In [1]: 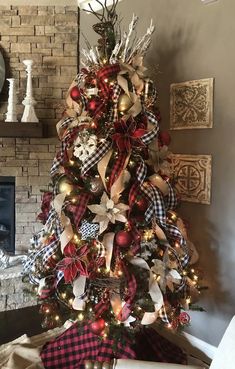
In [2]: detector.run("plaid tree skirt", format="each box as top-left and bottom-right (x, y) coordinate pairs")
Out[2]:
(40, 324), (187, 369)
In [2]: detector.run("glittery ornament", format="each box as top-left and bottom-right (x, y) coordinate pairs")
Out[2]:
(115, 230), (132, 248)
(89, 318), (105, 335)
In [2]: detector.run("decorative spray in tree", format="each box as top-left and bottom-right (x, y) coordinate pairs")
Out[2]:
(24, 1), (202, 367)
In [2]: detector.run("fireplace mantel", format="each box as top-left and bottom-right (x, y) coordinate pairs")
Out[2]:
(0, 122), (43, 138)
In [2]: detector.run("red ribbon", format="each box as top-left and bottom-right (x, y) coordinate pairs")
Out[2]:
(66, 192), (92, 228)
(37, 191), (53, 224)
(97, 64), (121, 99)
(112, 119), (146, 153)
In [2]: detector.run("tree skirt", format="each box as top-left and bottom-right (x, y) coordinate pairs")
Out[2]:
(40, 324), (187, 369)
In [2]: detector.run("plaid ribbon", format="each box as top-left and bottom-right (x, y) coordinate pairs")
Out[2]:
(57, 116), (75, 138)
(51, 126), (80, 177)
(37, 192), (53, 225)
(165, 181), (178, 210)
(40, 323), (136, 369)
(141, 183), (189, 269)
(128, 157), (147, 214)
(97, 64), (121, 99)
(23, 237), (60, 275)
(110, 83), (122, 122)
(50, 140), (67, 177)
(66, 193), (92, 228)
(108, 153), (127, 191)
(118, 261), (137, 322)
(45, 208), (64, 240)
(79, 220), (99, 240)
(140, 110), (159, 146)
(81, 139), (112, 176)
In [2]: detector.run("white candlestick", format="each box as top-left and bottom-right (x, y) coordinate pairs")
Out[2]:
(21, 60), (39, 123)
(5, 78), (18, 122)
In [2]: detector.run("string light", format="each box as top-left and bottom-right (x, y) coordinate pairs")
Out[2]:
(55, 315), (60, 321)
(78, 313), (84, 321)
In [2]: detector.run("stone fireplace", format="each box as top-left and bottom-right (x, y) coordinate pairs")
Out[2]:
(0, 136), (59, 254)
(0, 137), (59, 311)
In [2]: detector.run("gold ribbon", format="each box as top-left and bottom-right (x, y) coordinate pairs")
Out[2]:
(97, 149), (113, 191)
(72, 275), (86, 311)
(53, 193), (74, 254)
(102, 232), (115, 272)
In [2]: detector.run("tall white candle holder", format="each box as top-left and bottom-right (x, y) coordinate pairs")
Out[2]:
(21, 60), (39, 123)
(5, 78), (18, 122)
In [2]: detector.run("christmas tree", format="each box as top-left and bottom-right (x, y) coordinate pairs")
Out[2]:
(24, 1), (202, 367)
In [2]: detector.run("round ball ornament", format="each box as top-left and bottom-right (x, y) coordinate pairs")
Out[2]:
(148, 174), (169, 196)
(90, 318), (106, 335)
(179, 312), (191, 326)
(118, 94), (133, 113)
(87, 97), (101, 113)
(57, 175), (74, 195)
(136, 196), (149, 212)
(115, 230), (132, 248)
(70, 85), (81, 101)
(89, 176), (104, 196)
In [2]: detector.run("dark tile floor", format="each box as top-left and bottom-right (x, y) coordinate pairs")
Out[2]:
(0, 305), (46, 345)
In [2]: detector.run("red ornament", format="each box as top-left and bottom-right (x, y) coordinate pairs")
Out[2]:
(70, 86), (81, 101)
(159, 131), (171, 146)
(135, 196), (149, 212)
(179, 312), (191, 326)
(90, 318), (106, 335)
(115, 230), (132, 248)
(87, 97), (101, 113)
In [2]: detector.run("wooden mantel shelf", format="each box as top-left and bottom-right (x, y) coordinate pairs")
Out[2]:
(0, 122), (43, 138)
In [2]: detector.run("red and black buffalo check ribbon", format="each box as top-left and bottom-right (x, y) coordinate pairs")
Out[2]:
(40, 323), (135, 369)
(40, 324), (187, 369)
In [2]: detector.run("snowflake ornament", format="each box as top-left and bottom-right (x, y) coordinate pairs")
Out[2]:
(74, 131), (97, 162)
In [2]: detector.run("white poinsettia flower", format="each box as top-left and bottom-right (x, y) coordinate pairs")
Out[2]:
(87, 192), (129, 234)
(151, 250), (182, 293)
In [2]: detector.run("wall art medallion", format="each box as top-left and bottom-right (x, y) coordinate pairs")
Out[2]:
(171, 154), (212, 204)
(170, 78), (214, 129)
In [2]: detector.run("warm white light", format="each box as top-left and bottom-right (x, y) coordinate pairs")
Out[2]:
(78, 0), (123, 12)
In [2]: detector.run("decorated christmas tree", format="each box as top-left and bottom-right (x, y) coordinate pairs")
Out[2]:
(23, 1), (202, 367)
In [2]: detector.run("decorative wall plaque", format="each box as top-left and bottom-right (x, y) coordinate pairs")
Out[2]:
(170, 78), (213, 129)
(171, 154), (212, 204)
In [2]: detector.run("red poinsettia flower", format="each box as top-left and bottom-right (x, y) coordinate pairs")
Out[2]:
(112, 119), (146, 153)
(57, 242), (89, 283)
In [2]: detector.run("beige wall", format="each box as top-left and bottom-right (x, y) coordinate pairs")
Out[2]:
(81, 0), (235, 346)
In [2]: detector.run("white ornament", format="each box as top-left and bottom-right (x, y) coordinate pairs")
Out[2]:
(21, 60), (39, 122)
(74, 131), (97, 162)
(5, 78), (18, 122)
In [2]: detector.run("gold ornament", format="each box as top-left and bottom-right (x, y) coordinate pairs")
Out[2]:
(118, 93), (133, 113)
(57, 175), (74, 195)
(148, 174), (169, 195)
(85, 361), (94, 369)
(102, 363), (111, 369)
(167, 210), (178, 224)
(94, 362), (102, 369)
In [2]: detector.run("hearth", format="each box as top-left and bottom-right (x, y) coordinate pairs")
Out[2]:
(0, 177), (15, 253)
